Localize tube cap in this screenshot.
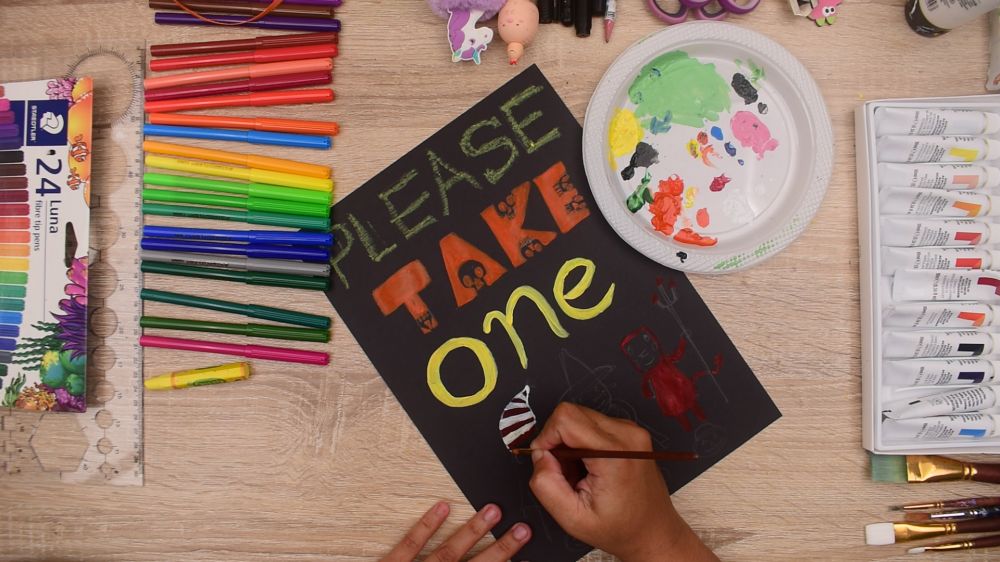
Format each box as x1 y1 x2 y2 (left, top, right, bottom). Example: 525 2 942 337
985 138 1000 161
986 166 1000 189
985 112 1000 135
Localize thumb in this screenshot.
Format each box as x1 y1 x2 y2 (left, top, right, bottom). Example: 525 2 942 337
529 450 581 523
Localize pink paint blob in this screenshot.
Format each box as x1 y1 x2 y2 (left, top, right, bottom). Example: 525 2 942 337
696 208 710 228
730 111 778 160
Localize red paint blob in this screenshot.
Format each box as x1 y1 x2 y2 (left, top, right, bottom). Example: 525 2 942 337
709 174 731 192
696 208 710 228
674 228 718 247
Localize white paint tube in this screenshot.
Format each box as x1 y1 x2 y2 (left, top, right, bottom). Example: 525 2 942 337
884 358 1000 386
883 413 1000 441
878 163 1000 190
881 217 994 247
880 188 999 217
892 270 1000 302
884 303 998 328
883 330 1000 359
989 9 1000 91
876 135 1000 163
876 108 1000 136
883 385 1000 419
882 247 1000 273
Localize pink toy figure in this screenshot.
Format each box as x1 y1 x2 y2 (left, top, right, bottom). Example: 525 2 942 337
427 0 507 64
498 0 539 65
730 110 779 160
808 0 841 26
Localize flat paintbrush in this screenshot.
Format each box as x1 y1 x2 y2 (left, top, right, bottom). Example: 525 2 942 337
870 454 1000 484
510 448 698 461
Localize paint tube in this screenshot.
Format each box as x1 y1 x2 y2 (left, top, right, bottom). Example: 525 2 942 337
875 135 1000 163
878 163 1000 190
906 0 1000 37
882 247 1000 273
883 385 1000 419
883 414 1000 441
880 189 999 218
892 270 1000 302
883 330 1000 359
876 108 1000 136
881 218 994 247
883 358 1000 386
884 303 999 329
989 9 1000 91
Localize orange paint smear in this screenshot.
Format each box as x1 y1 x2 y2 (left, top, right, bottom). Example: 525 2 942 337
696 208 709 228
674 228 717 247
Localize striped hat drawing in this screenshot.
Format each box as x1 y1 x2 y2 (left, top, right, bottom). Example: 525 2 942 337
499 385 537 450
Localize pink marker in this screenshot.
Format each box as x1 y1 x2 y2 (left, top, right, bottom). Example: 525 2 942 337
140 335 329 365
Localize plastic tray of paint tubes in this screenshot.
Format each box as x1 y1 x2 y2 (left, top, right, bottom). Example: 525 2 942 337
857 95 1000 454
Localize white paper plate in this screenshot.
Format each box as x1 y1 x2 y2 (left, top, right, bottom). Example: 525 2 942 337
583 22 833 273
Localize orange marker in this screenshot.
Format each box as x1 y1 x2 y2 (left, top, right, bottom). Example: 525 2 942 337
143 58 333 91
145 89 334 113
0 245 29 257
143 140 331 179
0 231 29 243
150 44 339 72
148 113 340 136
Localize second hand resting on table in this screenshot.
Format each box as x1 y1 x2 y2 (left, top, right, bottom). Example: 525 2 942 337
381 403 719 562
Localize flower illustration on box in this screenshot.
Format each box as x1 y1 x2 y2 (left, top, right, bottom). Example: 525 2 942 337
1 257 88 412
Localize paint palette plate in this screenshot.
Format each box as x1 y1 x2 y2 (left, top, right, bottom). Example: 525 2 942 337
583 22 833 273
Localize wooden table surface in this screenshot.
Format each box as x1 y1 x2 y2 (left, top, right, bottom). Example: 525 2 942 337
2 0 999 560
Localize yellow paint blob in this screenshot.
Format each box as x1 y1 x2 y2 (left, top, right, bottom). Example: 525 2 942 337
608 108 642 162
684 186 698 209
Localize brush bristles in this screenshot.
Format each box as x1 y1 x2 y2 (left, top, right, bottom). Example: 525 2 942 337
907 547 926 554
865 522 897 546
870 454 909 483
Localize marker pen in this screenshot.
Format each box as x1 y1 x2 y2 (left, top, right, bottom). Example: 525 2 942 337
883 385 1000 419
882 330 1000 359
884 358 1000 386
144 362 251 390
892 270 1000 302
880 188 1000 217
883 413 1000 441
878 163 1000 190
884 303 999 328
876 135 1000 163
882 247 1000 272
881 217 994 247
875 108 1000 136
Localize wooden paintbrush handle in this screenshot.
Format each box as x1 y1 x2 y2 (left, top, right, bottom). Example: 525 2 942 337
970 533 1000 549
954 518 1000 534
971 462 1000 484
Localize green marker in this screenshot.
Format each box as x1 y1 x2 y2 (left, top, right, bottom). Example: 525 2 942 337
140 316 330 343
144 173 332 207
0 285 26 299
0 272 27 285
141 261 329 291
0 298 24 312
140 288 331 329
143 188 329 218
142 202 330 230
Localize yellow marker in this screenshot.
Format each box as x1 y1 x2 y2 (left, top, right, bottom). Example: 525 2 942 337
143 140 331 179
145 154 333 192
0 257 28 271
144 362 251 390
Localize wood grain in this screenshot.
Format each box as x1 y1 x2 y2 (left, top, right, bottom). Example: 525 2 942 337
1 0 998 560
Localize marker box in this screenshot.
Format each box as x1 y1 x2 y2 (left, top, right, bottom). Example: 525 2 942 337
857 94 1000 454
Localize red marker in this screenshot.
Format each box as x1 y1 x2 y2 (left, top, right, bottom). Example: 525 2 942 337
150 44 338 72
148 113 340 136
144 71 331 102
145 89 334 113
150 31 338 57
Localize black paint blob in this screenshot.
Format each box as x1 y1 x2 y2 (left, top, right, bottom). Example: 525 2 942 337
621 142 659 181
731 73 758 105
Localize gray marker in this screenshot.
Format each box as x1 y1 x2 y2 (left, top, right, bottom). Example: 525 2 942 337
139 250 330 277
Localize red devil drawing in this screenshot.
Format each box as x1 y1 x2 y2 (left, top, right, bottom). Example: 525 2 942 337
620 327 722 432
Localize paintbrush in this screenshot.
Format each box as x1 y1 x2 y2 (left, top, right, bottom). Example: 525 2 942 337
871 454 1000 484
510 448 698 461
866 518 1000 545
903 505 1000 522
894 496 1000 511
907 532 1000 554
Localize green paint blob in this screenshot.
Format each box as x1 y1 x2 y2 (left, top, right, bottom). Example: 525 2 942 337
628 51 731 128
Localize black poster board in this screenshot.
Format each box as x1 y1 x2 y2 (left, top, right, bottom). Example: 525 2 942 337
327 66 780 561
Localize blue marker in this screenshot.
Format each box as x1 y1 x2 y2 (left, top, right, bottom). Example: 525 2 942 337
140 238 330 263
0 338 16 351
143 225 332 247
143 124 331 150
0 324 19 338
0 311 23 325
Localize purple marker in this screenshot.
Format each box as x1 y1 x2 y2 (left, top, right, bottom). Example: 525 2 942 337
0 139 21 151
154 12 341 32
0 124 19 138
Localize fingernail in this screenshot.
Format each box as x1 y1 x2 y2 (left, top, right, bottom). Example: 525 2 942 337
435 502 449 516
513 523 530 541
483 504 500 523
531 449 543 462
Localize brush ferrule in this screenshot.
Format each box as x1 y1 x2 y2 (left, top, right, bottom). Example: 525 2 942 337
894 523 955 542
927 541 973 551
907 456 972 482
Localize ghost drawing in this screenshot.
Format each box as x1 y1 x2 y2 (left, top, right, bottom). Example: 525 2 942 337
730 111 778 160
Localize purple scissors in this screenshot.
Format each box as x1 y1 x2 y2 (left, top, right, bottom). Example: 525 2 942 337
647 0 760 24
